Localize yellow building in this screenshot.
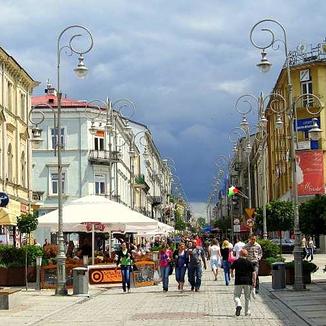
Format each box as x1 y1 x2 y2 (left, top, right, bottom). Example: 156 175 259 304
267 42 326 202
0 47 38 244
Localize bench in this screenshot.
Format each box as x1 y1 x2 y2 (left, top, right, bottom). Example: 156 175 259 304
0 288 21 310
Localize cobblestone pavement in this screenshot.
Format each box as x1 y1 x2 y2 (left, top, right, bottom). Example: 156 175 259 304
24 269 309 326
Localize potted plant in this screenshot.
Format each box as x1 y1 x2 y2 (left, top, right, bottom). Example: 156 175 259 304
285 260 318 284
0 245 43 286
257 239 282 276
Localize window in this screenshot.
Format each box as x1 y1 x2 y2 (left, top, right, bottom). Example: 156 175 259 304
95 174 105 195
7 144 13 182
301 81 313 107
50 172 66 195
94 136 104 151
21 151 26 187
20 93 26 121
51 128 65 150
7 81 13 111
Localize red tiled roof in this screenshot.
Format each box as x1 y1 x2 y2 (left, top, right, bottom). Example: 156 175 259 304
32 95 90 108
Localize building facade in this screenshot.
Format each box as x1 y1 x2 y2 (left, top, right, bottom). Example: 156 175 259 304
267 41 326 202
0 47 38 244
31 85 172 222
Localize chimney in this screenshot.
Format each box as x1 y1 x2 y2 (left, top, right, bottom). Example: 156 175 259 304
44 79 57 96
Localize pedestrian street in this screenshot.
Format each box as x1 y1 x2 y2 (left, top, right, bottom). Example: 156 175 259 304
30 269 308 326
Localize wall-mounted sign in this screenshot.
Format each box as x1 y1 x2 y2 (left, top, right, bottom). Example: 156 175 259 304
233 225 241 233
0 193 9 207
296 150 324 196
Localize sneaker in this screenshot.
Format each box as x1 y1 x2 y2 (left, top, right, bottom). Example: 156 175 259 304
245 310 251 316
235 306 242 316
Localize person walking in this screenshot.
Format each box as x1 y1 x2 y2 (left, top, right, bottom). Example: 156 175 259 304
301 235 307 260
116 242 133 293
243 235 262 294
233 237 245 259
221 239 233 286
173 242 188 292
159 243 173 292
208 239 221 281
306 236 315 261
187 241 207 291
231 249 256 316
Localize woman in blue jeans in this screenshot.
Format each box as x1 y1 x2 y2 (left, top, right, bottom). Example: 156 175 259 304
159 244 173 292
173 242 188 292
116 242 133 293
220 240 232 285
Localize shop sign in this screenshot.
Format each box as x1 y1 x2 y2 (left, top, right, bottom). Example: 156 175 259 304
89 267 122 284
0 193 9 207
233 224 240 233
132 261 155 287
85 222 105 232
21 203 29 213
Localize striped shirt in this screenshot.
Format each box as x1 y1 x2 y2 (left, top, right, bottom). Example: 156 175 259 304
243 242 262 263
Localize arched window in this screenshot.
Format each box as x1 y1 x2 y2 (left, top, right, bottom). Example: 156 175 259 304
7 144 12 182
21 151 26 187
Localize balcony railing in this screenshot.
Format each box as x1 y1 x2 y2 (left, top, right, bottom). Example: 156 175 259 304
88 150 121 165
133 174 150 192
148 196 163 206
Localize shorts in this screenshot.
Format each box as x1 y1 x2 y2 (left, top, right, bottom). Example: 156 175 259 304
210 258 220 270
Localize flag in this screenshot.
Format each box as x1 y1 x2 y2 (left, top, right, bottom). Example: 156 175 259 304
227 186 240 197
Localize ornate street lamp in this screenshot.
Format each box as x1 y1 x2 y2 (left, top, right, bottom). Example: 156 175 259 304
234 92 286 239
250 19 323 290
56 25 93 295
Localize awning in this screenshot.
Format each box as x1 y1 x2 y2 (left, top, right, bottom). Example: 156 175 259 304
0 208 17 226
0 199 21 226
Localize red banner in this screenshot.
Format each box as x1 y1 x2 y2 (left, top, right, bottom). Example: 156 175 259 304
296 150 324 196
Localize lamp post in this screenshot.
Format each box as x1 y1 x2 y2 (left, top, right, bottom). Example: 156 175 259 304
56 25 93 295
250 19 323 290
234 93 286 239
86 98 135 204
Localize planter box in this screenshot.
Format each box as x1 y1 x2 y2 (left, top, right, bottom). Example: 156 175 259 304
0 267 36 286
285 268 311 285
258 259 272 276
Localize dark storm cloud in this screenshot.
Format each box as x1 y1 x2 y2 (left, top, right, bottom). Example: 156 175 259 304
1 0 325 212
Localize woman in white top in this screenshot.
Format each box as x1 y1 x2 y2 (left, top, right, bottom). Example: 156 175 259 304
209 239 221 281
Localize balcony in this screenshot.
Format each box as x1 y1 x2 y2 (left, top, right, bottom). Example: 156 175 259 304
133 174 150 193
148 196 163 206
88 150 121 165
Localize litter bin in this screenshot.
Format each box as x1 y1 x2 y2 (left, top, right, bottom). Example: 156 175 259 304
272 262 286 289
73 267 89 296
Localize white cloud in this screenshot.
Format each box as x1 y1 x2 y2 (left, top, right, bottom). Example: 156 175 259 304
210 79 252 96
190 202 207 220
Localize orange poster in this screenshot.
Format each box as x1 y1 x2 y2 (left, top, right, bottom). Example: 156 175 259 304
296 150 324 196
89 267 122 284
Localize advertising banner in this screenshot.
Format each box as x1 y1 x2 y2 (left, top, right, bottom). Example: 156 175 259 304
296 150 324 196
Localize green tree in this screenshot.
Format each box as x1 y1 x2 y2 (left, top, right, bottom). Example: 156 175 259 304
255 200 294 236
17 212 39 290
299 195 326 237
197 217 207 228
174 216 187 231
213 216 231 238
17 212 39 244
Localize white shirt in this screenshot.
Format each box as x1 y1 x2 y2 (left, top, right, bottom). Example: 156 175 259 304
233 241 245 259
209 245 221 260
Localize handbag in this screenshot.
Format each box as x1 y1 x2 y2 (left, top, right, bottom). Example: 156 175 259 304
228 250 236 263
168 262 174 275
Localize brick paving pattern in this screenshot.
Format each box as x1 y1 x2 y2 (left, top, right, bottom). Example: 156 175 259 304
22 269 309 326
